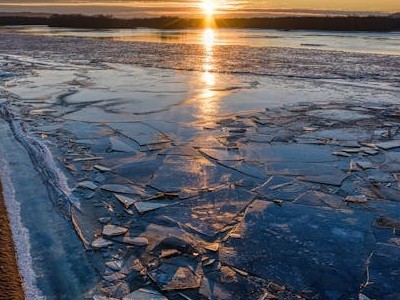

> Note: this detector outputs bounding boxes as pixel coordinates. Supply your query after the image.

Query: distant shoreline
[0,14,399,32]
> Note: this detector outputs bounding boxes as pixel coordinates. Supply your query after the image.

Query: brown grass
[0,181,25,300]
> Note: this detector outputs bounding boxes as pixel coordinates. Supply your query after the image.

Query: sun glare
[203,28,215,52]
[201,0,216,16]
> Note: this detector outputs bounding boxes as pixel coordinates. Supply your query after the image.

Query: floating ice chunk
[150,155,228,193]
[354,160,374,170]
[220,161,267,180]
[333,151,351,157]
[149,257,201,291]
[65,163,78,172]
[134,200,177,214]
[240,143,336,163]
[98,217,111,224]
[299,128,371,142]
[362,148,379,155]
[94,173,106,183]
[247,134,273,143]
[339,141,361,147]
[204,242,220,252]
[358,294,372,300]
[300,173,348,186]
[390,238,400,246]
[374,216,400,230]
[306,109,373,121]
[94,164,112,172]
[114,193,136,208]
[63,106,134,123]
[36,124,63,132]
[108,122,170,146]
[160,249,181,259]
[367,170,395,183]
[199,266,288,300]
[71,208,91,249]
[77,181,98,190]
[345,195,368,204]
[106,260,123,271]
[302,127,318,132]
[376,140,400,150]
[122,287,167,300]
[159,146,200,157]
[93,295,119,300]
[103,272,126,282]
[102,225,128,237]
[256,176,317,201]
[103,282,130,299]
[91,238,113,249]
[199,148,242,161]
[101,184,145,195]
[29,108,57,115]
[381,152,400,172]
[73,156,103,162]
[340,148,361,153]
[109,137,136,153]
[294,191,343,208]
[121,237,149,246]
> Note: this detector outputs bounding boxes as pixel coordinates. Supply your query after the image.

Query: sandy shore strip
[0,179,25,300]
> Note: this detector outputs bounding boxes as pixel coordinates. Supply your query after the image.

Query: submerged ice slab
[123,287,167,300]
[240,143,337,163]
[150,155,234,193]
[306,109,373,121]
[149,257,201,291]
[134,200,178,214]
[294,191,344,208]
[220,201,376,299]
[360,243,400,299]
[108,122,170,146]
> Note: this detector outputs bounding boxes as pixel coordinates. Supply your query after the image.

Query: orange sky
[257,0,399,12]
[0,0,398,17]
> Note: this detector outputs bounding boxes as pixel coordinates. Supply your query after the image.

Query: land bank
[0,14,399,31]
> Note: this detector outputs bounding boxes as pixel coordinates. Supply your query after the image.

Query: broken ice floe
[7,73,400,299]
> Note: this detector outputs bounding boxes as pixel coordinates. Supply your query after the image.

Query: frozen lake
[4,26,400,55]
[0,27,399,299]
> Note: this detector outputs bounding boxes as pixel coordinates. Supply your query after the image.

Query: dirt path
[0,181,25,300]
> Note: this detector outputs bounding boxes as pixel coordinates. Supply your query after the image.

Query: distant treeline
[0,14,399,31]
[48,15,204,29]
[218,16,400,31]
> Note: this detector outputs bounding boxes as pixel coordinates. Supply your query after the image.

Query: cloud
[0,0,397,17]
[0,0,247,17]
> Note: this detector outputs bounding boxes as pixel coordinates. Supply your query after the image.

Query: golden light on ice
[203,28,215,52]
[198,27,218,119]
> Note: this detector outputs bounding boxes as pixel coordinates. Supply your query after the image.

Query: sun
[201,0,216,16]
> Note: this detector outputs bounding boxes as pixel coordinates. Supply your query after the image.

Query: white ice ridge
[12,118,73,207]
[0,158,45,300]
[0,54,77,69]
[1,105,73,216]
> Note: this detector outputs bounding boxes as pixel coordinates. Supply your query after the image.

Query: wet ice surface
[0,31,399,91]
[4,26,400,56]
[0,32,400,300]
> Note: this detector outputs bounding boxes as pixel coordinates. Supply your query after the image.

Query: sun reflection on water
[198,27,219,119]
[203,28,215,52]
